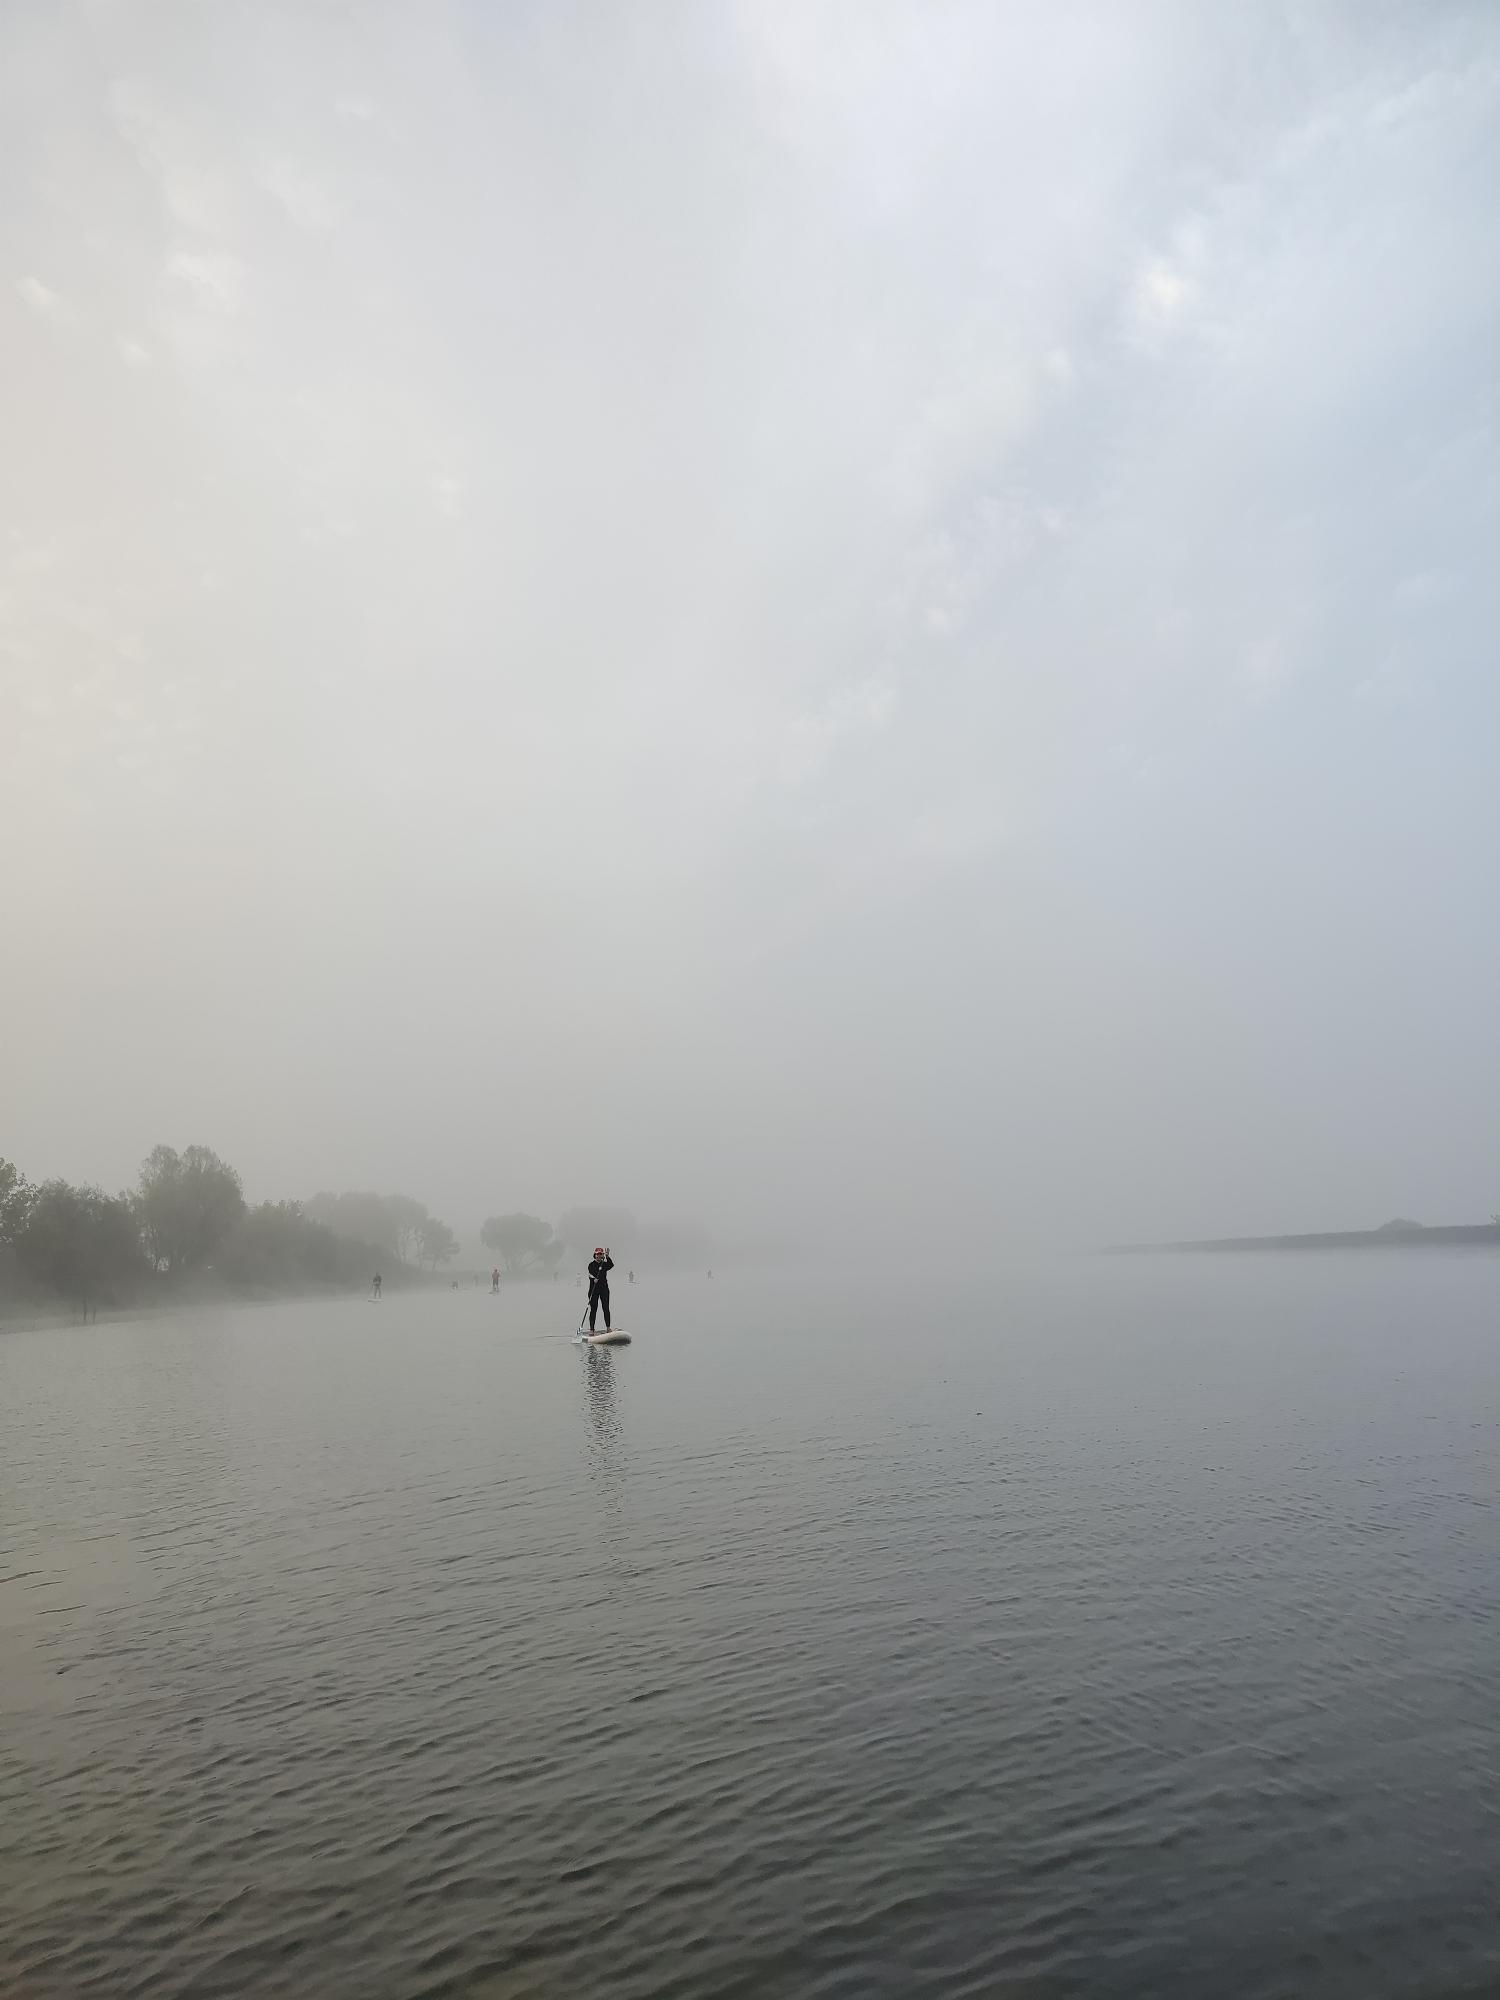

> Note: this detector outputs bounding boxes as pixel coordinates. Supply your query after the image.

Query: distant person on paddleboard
[587,1247,614,1333]
[372,1273,382,1300]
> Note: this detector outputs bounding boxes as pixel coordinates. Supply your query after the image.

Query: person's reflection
[582,1345,626,1524]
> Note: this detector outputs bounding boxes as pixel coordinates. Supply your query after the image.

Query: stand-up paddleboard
[578,1328,631,1346]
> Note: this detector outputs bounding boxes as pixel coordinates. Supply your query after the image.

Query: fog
[2,2,1497,1256]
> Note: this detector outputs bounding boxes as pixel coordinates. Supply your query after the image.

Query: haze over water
[4,1,1498,1252]
[4,1254,1497,1998]
[4,6,1499,1992]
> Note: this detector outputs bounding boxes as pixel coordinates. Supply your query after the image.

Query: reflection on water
[1,1256,1498,1999]
[581,1343,626,1518]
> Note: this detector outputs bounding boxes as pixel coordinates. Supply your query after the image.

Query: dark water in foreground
[2,1255,1498,1999]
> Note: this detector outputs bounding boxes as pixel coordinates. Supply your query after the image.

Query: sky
[2,0,1497,1253]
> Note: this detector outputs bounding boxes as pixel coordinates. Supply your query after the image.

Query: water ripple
[3,1262,1499,1997]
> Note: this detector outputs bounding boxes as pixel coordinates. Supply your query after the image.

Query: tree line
[0,1148,459,1318]
[480,1208,639,1277]
[302,1190,458,1270]
[478,1206,710,1276]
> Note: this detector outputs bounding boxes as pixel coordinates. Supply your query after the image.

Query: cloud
[1129,256,1200,338]
[16,275,64,316]
[165,250,246,314]
[258,157,344,232]
[777,678,898,785]
[430,473,464,520]
[1392,571,1456,613]
[1237,636,1296,702]
[907,792,1005,863]
[2,2,1496,1240]
[108,78,232,235]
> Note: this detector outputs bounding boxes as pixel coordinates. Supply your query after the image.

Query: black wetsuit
[587,1255,614,1330]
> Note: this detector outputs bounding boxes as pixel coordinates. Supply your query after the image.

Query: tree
[416,1215,459,1270]
[216,1201,385,1292]
[0,1157,34,1248]
[15,1180,147,1315]
[134,1144,245,1274]
[305,1191,393,1253]
[305,1190,429,1263]
[385,1194,430,1265]
[481,1212,563,1276]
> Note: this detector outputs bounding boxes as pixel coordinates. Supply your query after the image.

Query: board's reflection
[581,1344,626,1526]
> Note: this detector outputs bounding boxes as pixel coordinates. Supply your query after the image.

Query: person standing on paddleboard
[587,1247,614,1332]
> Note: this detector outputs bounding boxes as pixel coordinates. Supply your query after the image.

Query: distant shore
[1111,1222,1500,1254]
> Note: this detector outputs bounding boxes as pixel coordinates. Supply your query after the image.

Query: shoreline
[0,1271,464,1336]
[1109,1224,1500,1255]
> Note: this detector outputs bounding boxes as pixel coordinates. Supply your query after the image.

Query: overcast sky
[2,1,1496,1251]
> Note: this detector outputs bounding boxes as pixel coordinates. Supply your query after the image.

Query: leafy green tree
[216,1201,382,1291]
[306,1191,378,1249]
[135,1144,245,1273]
[385,1195,430,1265]
[0,1157,34,1247]
[481,1212,563,1276]
[15,1181,146,1314]
[304,1192,391,1254]
[134,1146,176,1269]
[417,1215,459,1270]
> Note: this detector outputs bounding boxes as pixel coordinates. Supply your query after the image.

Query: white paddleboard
[579,1329,631,1346]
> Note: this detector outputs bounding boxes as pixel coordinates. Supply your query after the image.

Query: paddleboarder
[587,1247,614,1333]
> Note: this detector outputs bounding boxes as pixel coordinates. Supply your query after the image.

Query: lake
[2,1254,1497,1998]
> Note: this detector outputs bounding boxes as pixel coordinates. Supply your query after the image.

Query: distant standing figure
[491,1266,500,1294]
[587,1247,614,1332]
[629,1269,635,1284]
[373,1273,382,1300]
[707,1269,713,1280]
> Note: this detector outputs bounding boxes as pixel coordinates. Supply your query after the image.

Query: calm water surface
[2,1256,1498,1998]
